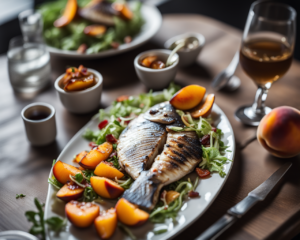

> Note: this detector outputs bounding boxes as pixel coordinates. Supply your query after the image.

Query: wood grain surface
[1,14,300,240]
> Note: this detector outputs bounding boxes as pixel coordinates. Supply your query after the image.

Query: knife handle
[195,214,237,240]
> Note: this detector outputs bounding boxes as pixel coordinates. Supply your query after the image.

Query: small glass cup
[7,36,51,93]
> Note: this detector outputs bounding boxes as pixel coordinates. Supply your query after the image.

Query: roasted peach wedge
[64,76,95,92]
[90,176,124,199]
[53,160,82,184]
[54,0,77,28]
[56,181,84,202]
[94,208,117,239]
[74,150,88,163]
[170,85,206,110]
[84,25,106,36]
[65,201,100,228]
[113,3,133,20]
[257,106,300,158]
[190,93,215,118]
[79,142,113,169]
[116,198,149,226]
[94,161,124,180]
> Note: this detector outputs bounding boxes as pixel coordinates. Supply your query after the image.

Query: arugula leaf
[48,176,63,190]
[45,217,67,232]
[16,194,26,199]
[74,173,83,183]
[83,186,99,202]
[107,155,120,169]
[82,170,96,183]
[113,143,118,150]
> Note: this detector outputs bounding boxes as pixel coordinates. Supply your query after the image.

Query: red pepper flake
[111,42,119,49]
[200,134,210,145]
[116,95,129,102]
[98,119,109,130]
[196,168,211,178]
[89,142,98,149]
[188,190,199,198]
[106,134,118,143]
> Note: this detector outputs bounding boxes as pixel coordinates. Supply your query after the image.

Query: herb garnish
[16,194,26,199]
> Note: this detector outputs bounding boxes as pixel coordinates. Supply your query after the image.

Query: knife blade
[196,162,292,240]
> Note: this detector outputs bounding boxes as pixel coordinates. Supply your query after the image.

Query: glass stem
[251,86,269,115]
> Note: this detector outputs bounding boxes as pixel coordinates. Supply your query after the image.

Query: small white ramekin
[134,49,179,89]
[164,32,205,67]
[54,68,103,114]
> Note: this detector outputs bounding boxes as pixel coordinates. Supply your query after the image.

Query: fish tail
[122,171,163,210]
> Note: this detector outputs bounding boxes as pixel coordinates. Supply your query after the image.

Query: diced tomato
[188,190,199,198]
[211,127,217,132]
[89,142,98,149]
[117,117,131,125]
[98,119,109,130]
[116,95,129,102]
[196,168,211,178]
[200,135,210,145]
[106,134,118,143]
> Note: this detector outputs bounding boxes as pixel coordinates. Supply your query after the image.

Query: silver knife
[196,162,292,240]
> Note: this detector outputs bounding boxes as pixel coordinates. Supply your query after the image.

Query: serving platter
[47,3,162,59]
[44,103,235,240]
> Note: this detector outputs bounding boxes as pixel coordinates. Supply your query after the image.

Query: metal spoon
[166,37,200,67]
[211,51,241,91]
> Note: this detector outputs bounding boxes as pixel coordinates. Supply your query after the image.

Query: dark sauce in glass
[27,110,50,120]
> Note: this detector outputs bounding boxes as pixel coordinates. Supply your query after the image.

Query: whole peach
[257,106,300,158]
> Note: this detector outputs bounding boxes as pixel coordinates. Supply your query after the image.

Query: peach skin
[190,93,215,118]
[54,0,77,28]
[53,160,82,184]
[65,201,99,228]
[94,208,117,239]
[94,161,124,180]
[90,176,124,199]
[56,181,84,202]
[116,198,149,226]
[170,85,206,110]
[79,142,113,169]
[74,150,88,163]
[257,106,300,158]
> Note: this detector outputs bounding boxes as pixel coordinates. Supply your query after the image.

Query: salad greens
[38,0,144,53]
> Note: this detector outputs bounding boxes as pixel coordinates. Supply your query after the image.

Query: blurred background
[1,0,299,59]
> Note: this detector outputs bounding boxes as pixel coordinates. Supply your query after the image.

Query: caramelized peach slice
[65,201,99,228]
[170,85,206,110]
[79,142,113,169]
[53,160,81,184]
[94,208,117,239]
[141,56,157,68]
[190,94,215,118]
[116,198,149,226]
[84,25,106,36]
[90,176,124,199]
[74,150,88,163]
[64,75,95,92]
[54,0,77,28]
[94,162,124,180]
[56,181,84,202]
[166,191,180,205]
[113,3,133,20]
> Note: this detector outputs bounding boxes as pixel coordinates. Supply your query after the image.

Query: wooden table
[1,14,300,240]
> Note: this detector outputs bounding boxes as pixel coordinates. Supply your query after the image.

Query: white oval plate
[45,103,235,240]
[47,3,162,59]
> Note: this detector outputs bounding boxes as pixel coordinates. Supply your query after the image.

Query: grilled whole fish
[123,131,203,210]
[144,102,179,124]
[117,114,167,179]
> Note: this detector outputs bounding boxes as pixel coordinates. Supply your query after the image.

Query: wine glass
[235,1,296,126]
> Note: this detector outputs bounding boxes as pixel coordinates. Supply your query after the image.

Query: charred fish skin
[144,102,181,124]
[117,114,167,180]
[123,131,202,210]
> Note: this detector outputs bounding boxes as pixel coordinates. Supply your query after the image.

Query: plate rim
[46,3,162,59]
[44,102,235,240]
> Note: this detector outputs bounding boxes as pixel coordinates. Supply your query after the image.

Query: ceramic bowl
[134,49,179,89]
[54,68,103,114]
[164,32,205,67]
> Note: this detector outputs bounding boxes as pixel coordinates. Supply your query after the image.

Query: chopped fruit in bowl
[65,201,100,228]
[140,56,166,69]
[257,106,300,158]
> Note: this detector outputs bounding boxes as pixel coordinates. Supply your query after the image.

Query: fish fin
[122,171,163,210]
